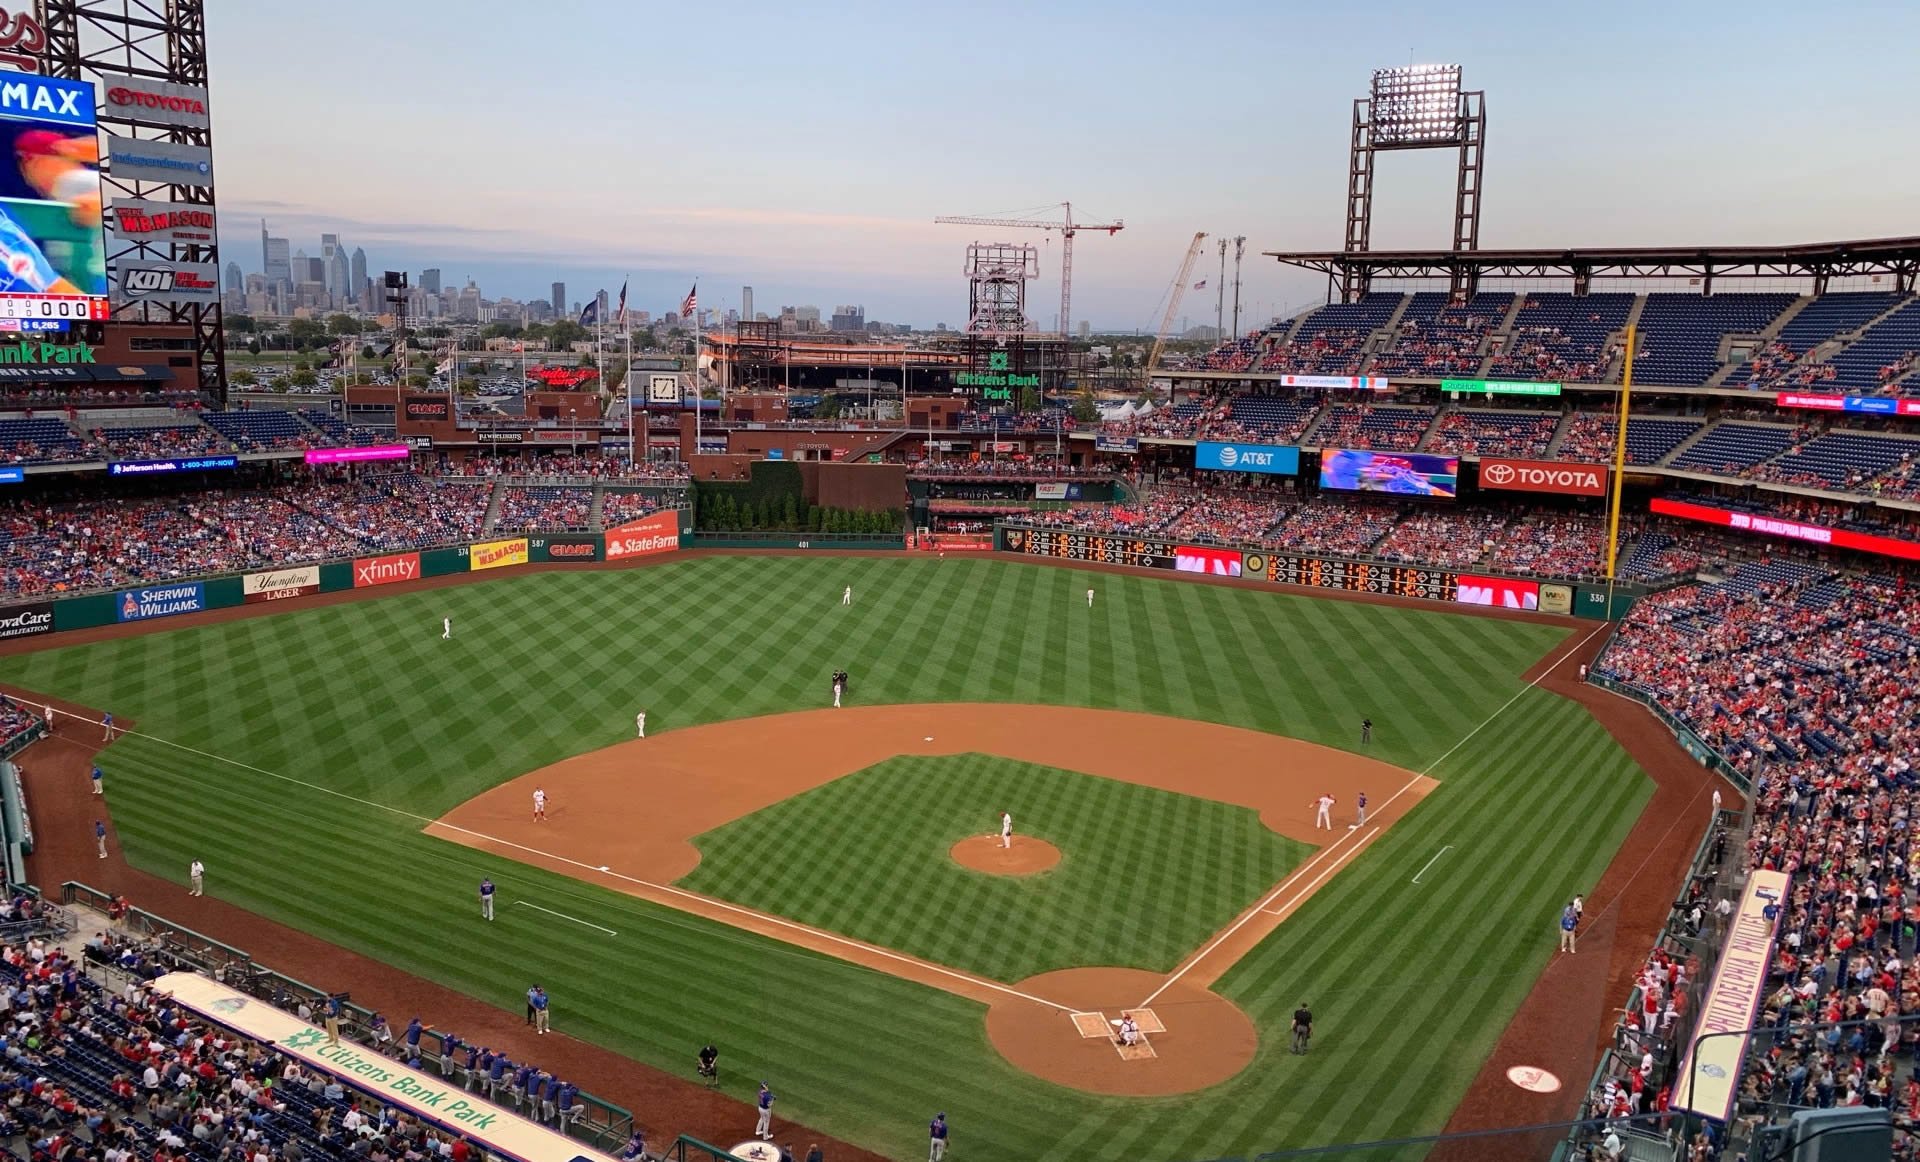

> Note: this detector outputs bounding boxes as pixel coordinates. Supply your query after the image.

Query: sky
[205,0,1920,331]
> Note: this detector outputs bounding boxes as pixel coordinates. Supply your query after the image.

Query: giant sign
[116,259,219,304]
[1477,458,1608,497]
[403,396,450,421]
[117,582,204,622]
[1195,441,1300,475]
[605,510,680,560]
[1672,869,1790,1122]
[110,198,217,244]
[242,566,321,604]
[93,72,211,129]
[103,135,212,186]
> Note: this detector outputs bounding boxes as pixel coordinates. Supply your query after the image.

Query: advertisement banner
[402,396,450,421]
[0,467,23,484]
[1539,583,1573,615]
[1094,435,1139,453]
[477,431,523,444]
[1277,374,1390,390]
[242,566,321,604]
[116,582,204,622]
[1650,497,1920,563]
[1774,391,1920,417]
[116,260,219,304]
[150,973,621,1162]
[353,552,420,588]
[109,198,216,244]
[1456,574,1541,610]
[1034,482,1069,501]
[1477,457,1608,497]
[305,445,409,465]
[1175,544,1243,576]
[0,74,108,302]
[1321,449,1459,498]
[103,134,213,187]
[1266,555,1458,600]
[1440,379,1563,396]
[605,510,681,560]
[1671,870,1790,1122]
[0,601,53,640]
[534,535,599,562]
[469,537,529,572]
[108,455,236,476]
[1195,441,1300,475]
[93,72,211,128]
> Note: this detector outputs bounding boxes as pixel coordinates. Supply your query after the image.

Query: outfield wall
[995,523,1643,620]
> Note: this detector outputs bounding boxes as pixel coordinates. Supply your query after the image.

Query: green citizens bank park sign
[0,342,95,365]
[956,351,1036,401]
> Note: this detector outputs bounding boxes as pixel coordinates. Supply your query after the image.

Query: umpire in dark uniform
[1291,1002,1312,1054]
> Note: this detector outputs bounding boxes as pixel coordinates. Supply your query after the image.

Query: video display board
[0,74,109,320]
[1320,449,1459,499]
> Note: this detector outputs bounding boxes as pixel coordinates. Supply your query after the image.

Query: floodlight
[1369,64,1465,147]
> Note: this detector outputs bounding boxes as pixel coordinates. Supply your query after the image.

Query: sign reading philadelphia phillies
[117,582,204,621]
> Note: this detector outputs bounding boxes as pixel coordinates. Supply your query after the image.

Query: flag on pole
[615,278,628,327]
[1193,280,1208,290]
[579,299,598,327]
[680,283,697,322]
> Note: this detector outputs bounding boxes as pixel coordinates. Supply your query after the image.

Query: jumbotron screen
[1319,449,1459,499]
[0,74,108,320]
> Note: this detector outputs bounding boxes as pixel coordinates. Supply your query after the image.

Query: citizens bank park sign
[1477,458,1608,497]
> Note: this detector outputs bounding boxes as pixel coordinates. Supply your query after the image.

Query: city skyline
[207,0,1920,330]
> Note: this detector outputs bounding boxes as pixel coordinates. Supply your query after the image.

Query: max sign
[1477,458,1608,497]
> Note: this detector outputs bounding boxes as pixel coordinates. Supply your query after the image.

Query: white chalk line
[1261,828,1378,915]
[1137,621,1609,1008]
[514,900,616,936]
[96,726,1077,1015]
[1411,845,1453,885]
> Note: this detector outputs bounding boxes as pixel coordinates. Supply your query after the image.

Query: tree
[230,369,257,387]
[814,394,843,420]
[360,344,377,359]
[288,369,318,388]
[457,376,480,395]
[1017,386,1041,412]
[226,314,256,334]
[544,320,588,350]
[406,373,431,388]
[326,314,358,337]
[246,338,262,356]
[482,322,522,340]
[782,495,800,529]
[288,318,327,350]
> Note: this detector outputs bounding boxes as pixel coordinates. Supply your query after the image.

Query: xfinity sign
[1195,441,1300,476]
[1477,457,1608,497]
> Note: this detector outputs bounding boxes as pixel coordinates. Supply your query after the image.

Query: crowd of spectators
[196,492,367,565]
[88,424,234,462]
[493,488,594,534]
[0,494,248,596]
[1426,409,1562,458]
[1372,509,1508,569]
[905,458,1095,478]
[1486,327,1617,384]
[1311,405,1435,452]
[1257,329,1369,375]
[1271,499,1402,557]
[0,696,44,747]
[1023,494,1193,535]
[1161,495,1289,545]
[444,455,689,482]
[1481,513,1611,578]
[600,492,666,528]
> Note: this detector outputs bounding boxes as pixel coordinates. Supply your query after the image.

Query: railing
[61,881,633,1150]
[1584,674,1747,790]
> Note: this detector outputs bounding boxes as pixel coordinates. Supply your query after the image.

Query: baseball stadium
[0,10,1904,1162]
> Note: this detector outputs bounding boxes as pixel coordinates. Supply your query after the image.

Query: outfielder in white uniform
[442,617,452,640]
[636,711,646,738]
[1086,587,1095,608]
[842,586,852,606]
[1313,794,1334,830]
[1000,811,1013,849]
[189,859,204,896]
[533,788,547,821]
[832,680,842,708]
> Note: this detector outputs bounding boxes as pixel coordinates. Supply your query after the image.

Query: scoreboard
[1006,528,1459,602]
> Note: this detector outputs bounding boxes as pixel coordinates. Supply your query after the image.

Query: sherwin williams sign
[117,582,204,621]
[1195,441,1299,475]
[469,537,529,572]
[149,973,620,1162]
[605,510,680,560]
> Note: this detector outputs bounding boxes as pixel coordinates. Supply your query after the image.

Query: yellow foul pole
[1603,323,1636,614]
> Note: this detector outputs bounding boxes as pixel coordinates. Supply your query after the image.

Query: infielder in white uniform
[442,617,452,639]
[1000,810,1013,849]
[189,859,204,896]
[636,710,646,738]
[533,788,548,821]
[842,586,852,606]
[1313,793,1334,830]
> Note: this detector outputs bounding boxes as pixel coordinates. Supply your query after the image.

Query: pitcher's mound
[950,834,1060,876]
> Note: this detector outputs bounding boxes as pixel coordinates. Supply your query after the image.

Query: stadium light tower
[1343,63,1486,299]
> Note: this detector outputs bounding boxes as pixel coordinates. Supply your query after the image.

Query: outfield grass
[0,556,1652,1160]
[681,753,1314,981]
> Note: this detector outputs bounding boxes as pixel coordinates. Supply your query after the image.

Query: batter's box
[1070,1011,1110,1039]
[1114,1038,1157,1061]
[1122,1008,1165,1034]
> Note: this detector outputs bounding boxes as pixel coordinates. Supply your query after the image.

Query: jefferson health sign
[1477,458,1608,497]
[117,582,204,622]
[1195,441,1300,476]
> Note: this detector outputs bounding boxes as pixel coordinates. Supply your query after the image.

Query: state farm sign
[1478,458,1608,497]
[605,510,680,561]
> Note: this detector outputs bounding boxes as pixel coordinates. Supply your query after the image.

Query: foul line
[98,726,1077,1016]
[1137,621,1609,1009]
[1262,828,1378,914]
[1410,845,1453,885]
[514,900,616,935]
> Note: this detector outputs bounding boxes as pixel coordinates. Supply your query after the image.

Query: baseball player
[529,985,550,1033]
[442,617,452,640]
[636,710,646,739]
[1086,587,1095,608]
[479,877,495,921]
[1354,791,1368,828]
[1314,793,1334,830]
[94,819,107,859]
[832,676,842,709]
[533,787,547,821]
[1119,1014,1141,1047]
[1559,902,1579,953]
[928,1114,948,1162]
[100,711,113,741]
[190,859,204,895]
[1360,717,1372,745]
[1000,810,1013,849]
[755,1082,776,1140]
[90,763,102,796]
[841,586,852,606]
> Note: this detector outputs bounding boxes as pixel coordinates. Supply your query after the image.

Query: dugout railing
[61,881,635,1151]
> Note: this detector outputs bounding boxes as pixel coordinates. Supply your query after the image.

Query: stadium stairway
[1414,402,1453,452]
[1655,420,1718,467]
[1297,402,1337,446]
[480,480,506,532]
[1541,410,1577,457]
[1702,297,1811,388]
[589,483,606,527]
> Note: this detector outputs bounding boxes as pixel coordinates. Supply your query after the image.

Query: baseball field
[0,554,1653,1160]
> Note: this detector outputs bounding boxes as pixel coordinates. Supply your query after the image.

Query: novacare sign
[1195,441,1300,476]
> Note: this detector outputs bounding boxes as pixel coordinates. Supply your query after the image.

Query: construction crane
[1146,232,1210,381]
[934,202,1122,337]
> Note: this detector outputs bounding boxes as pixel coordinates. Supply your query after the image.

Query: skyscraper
[328,251,350,307]
[595,289,609,319]
[260,220,291,284]
[551,282,565,316]
[320,233,342,297]
[742,286,753,322]
[224,261,243,294]
[420,269,442,295]
[350,248,367,303]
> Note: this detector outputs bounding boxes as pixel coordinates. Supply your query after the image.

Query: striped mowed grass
[0,556,1651,1160]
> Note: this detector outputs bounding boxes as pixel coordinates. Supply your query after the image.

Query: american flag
[680,284,697,321]
[615,278,628,327]
[1193,279,1208,290]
